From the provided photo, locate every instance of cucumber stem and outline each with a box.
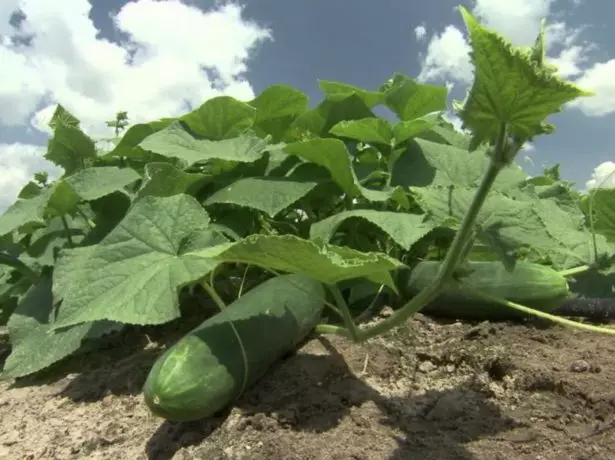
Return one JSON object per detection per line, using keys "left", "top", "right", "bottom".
{"left": 60, "top": 215, "right": 75, "bottom": 247}
{"left": 558, "top": 265, "right": 590, "bottom": 277}
{"left": 357, "top": 131, "right": 508, "bottom": 341}
{"left": 317, "top": 123, "right": 510, "bottom": 342}
{"left": 327, "top": 284, "right": 362, "bottom": 341}
{"left": 458, "top": 282, "right": 615, "bottom": 335}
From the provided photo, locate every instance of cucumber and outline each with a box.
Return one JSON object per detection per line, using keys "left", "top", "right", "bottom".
{"left": 143, "top": 274, "right": 325, "bottom": 422}
{"left": 399, "top": 260, "right": 570, "bottom": 320}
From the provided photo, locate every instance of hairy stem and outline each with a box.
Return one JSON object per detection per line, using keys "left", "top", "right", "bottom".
{"left": 321, "top": 124, "right": 509, "bottom": 342}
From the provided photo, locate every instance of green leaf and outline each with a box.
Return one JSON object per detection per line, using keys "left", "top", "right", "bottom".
{"left": 193, "top": 233, "right": 403, "bottom": 289}
{"left": 53, "top": 246, "right": 97, "bottom": 300}
{"left": 137, "top": 163, "right": 208, "bottom": 198}
{"left": 319, "top": 80, "right": 384, "bottom": 107}
{"left": 2, "top": 276, "right": 121, "bottom": 378}
{"left": 105, "top": 119, "right": 175, "bottom": 158}
{"left": 456, "top": 6, "right": 593, "bottom": 146}
{"left": 413, "top": 185, "right": 615, "bottom": 269}
{"left": 391, "top": 138, "right": 527, "bottom": 190}
{"left": 204, "top": 177, "right": 319, "bottom": 217}
{"left": 412, "top": 186, "right": 547, "bottom": 262}
{"left": 45, "top": 112, "right": 97, "bottom": 174}
{"left": 417, "top": 121, "right": 471, "bottom": 150}
{"left": 285, "top": 138, "right": 410, "bottom": 207}
{"left": 250, "top": 85, "right": 309, "bottom": 141}
{"left": 310, "top": 210, "right": 434, "bottom": 250}
{"left": 286, "top": 94, "right": 376, "bottom": 141}
{"left": 251, "top": 85, "right": 309, "bottom": 119}
{"left": 50, "top": 195, "right": 227, "bottom": 329}
{"left": 582, "top": 188, "right": 615, "bottom": 243}
{"left": 393, "top": 119, "right": 435, "bottom": 144}
{"left": 63, "top": 166, "right": 141, "bottom": 201}
{"left": 285, "top": 138, "right": 357, "bottom": 196}
{"left": 380, "top": 73, "right": 448, "bottom": 121}
{"left": 44, "top": 181, "right": 81, "bottom": 217}
{"left": 329, "top": 118, "right": 393, "bottom": 145}
{"left": 181, "top": 96, "right": 256, "bottom": 140}
{"left": 139, "top": 122, "right": 269, "bottom": 167}
{"left": 0, "top": 193, "right": 49, "bottom": 237}
{"left": 530, "top": 197, "right": 615, "bottom": 269}
{"left": 18, "top": 182, "right": 43, "bottom": 199}
{"left": 26, "top": 215, "right": 88, "bottom": 266}
{"left": 48, "top": 104, "right": 80, "bottom": 130}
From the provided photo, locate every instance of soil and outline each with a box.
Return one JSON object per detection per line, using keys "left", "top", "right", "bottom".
{"left": 1, "top": 311, "right": 614, "bottom": 460}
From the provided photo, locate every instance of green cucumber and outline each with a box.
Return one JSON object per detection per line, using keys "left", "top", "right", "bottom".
{"left": 400, "top": 260, "right": 570, "bottom": 320}
{"left": 143, "top": 274, "right": 325, "bottom": 422}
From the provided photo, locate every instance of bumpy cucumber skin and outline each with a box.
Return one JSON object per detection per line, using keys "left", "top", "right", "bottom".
{"left": 400, "top": 261, "right": 570, "bottom": 320}
{"left": 143, "top": 274, "right": 325, "bottom": 422}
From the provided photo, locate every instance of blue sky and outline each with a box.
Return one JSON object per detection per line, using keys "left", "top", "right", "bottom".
{"left": 1, "top": 0, "right": 614, "bottom": 211}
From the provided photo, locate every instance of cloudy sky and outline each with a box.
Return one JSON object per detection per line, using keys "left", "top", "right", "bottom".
{"left": 1, "top": 0, "right": 614, "bottom": 212}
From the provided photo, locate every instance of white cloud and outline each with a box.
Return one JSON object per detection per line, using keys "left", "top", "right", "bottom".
{"left": 568, "top": 59, "right": 615, "bottom": 117}
{"left": 0, "top": 0, "right": 272, "bottom": 212}
{"left": 586, "top": 161, "right": 615, "bottom": 189}
{"left": 472, "top": 0, "right": 554, "bottom": 45}
{"left": 417, "top": 25, "right": 473, "bottom": 83}
{"left": 414, "top": 24, "right": 427, "bottom": 42}
{"left": 0, "top": 143, "right": 63, "bottom": 210}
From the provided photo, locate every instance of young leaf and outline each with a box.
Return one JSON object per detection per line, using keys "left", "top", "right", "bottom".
{"left": 456, "top": 6, "right": 593, "bottom": 147}
{"left": 45, "top": 120, "right": 97, "bottom": 174}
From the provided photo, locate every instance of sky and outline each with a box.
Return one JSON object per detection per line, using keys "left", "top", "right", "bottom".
{"left": 1, "top": 0, "right": 615, "bottom": 212}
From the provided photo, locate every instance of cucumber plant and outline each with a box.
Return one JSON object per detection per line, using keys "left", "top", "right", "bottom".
{"left": 0, "top": 5, "right": 614, "bottom": 388}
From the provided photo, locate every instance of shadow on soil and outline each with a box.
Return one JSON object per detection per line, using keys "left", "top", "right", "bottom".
{"left": 4, "top": 324, "right": 521, "bottom": 460}
{"left": 144, "top": 336, "right": 520, "bottom": 460}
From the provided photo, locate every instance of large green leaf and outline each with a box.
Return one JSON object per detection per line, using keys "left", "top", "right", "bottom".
{"left": 139, "top": 122, "right": 269, "bottom": 167}
{"left": 204, "top": 177, "right": 319, "bottom": 217}
{"left": 50, "top": 195, "right": 226, "bottom": 329}
{"left": 192, "top": 233, "right": 404, "bottom": 289}
{"left": 2, "top": 276, "right": 121, "bottom": 378}
{"left": 310, "top": 210, "right": 434, "bottom": 250}
{"left": 181, "top": 96, "right": 256, "bottom": 140}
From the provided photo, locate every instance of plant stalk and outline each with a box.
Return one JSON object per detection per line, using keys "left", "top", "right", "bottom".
{"left": 327, "top": 124, "right": 510, "bottom": 342}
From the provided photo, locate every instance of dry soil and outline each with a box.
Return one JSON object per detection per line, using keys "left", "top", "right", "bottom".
{"left": 1, "top": 310, "right": 614, "bottom": 460}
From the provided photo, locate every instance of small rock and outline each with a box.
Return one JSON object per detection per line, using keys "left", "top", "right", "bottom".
{"left": 418, "top": 361, "right": 437, "bottom": 373}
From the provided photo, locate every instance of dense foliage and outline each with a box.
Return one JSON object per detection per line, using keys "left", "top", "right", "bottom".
{"left": 1, "top": 7, "right": 614, "bottom": 379}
